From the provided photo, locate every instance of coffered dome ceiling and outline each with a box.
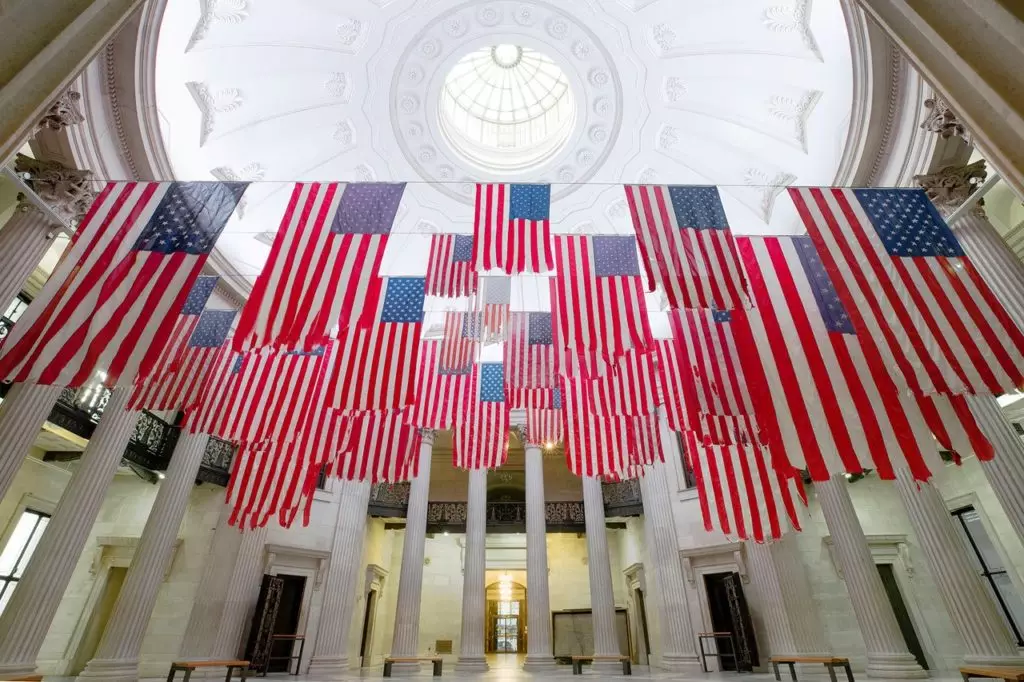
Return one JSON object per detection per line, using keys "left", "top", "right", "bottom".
{"left": 142, "top": 0, "right": 859, "bottom": 286}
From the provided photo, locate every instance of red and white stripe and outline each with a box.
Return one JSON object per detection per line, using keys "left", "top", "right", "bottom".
{"left": 336, "top": 409, "right": 420, "bottom": 482}
{"left": 561, "top": 376, "right": 633, "bottom": 478}
{"left": 182, "top": 346, "right": 242, "bottom": 434}
{"left": 128, "top": 313, "right": 201, "bottom": 410}
{"left": 233, "top": 182, "right": 389, "bottom": 350}
{"left": 624, "top": 184, "right": 749, "bottom": 311}
{"left": 586, "top": 350, "right": 658, "bottom": 417}
{"left": 653, "top": 338, "right": 691, "bottom": 433}
{"left": 526, "top": 408, "right": 562, "bottom": 446}
{"left": 425, "top": 234, "right": 477, "bottom": 297}
{"left": 452, "top": 366, "right": 510, "bottom": 470}
{"left": 631, "top": 415, "right": 665, "bottom": 467}
{"left": 0, "top": 183, "right": 213, "bottom": 387}
{"left": 409, "top": 340, "right": 470, "bottom": 429}
{"left": 506, "top": 387, "right": 558, "bottom": 409}
{"left": 504, "top": 312, "right": 557, "bottom": 388}
{"left": 473, "top": 183, "right": 554, "bottom": 274}
{"left": 440, "top": 310, "right": 475, "bottom": 371}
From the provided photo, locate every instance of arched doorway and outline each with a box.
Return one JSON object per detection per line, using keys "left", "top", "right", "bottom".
{"left": 485, "top": 576, "right": 526, "bottom": 654}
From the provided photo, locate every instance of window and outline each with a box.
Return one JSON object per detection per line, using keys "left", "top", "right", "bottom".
{"left": 0, "top": 509, "right": 50, "bottom": 614}
{"left": 951, "top": 505, "right": 1024, "bottom": 645}
{"left": 676, "top": 433, "right": 697, "bottom": 489}
{"left": 315, "top": 463, "right": 328, "bottom": 491}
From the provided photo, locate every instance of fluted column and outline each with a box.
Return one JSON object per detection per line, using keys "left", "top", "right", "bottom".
{"left": 0, "top": 207, "right": 57, "bottom": 310}
{"left": 388, "top": 430, "right": 435, "bottom": 676}
{"left": 522, "top": 440, "right": 556, "bottom": 671}
{"left": 211, "top": 525, "right": 269, "bottom": 661}
{"left": 0, "top": 388, "right": 139, "bottom": 677}
{"left": 582, "top": 476, "right": 621, "bottom": 673}
{"left": 893, "top": 468, "right": 1023, "bottom": 665}
{"left": 307, "top": 479, "right": 373, "bottom": 677}
{"left": 816, "top": 476, "right": 926, "bottom": 679}
{"left": 76, "top": 432, "right": 209, "bottom": 681}
{"left": 967, "top": 395, "right": 1024, "bottom": 546}
{"left": 456, "top": 468, "right": 488, "bottom": 672}
{"left": 0, "top": 382, "right": 63, "bottom": 501}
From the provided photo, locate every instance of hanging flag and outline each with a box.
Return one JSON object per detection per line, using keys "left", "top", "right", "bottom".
{"left": 624, "top": 185, "right": 749, "bottom": 311}
{"left": 653, "top": 338, "right": 690, "bottom": 433}
{"left": 631, "top": 414, "right": 666, "bottom": 467}
{"left": 336, "top": 409, "right": 420, "bottom": 482}
{"left": 505, "top": 311, "right": 557, "bottom": 388}
{"left": 425, "top": 234, "right": 477, "bottom": 297}
{"left": 791, "top": 187, "right": 1024, "bottom": 396}
{"left": 561, "top": 375, "right": 634, "bottom": 478}
{"left": 453, "top": 362, "right": 509, "bottom": 469}
{"left": 0, "top": 181, "right": 245, "bottom": 386}
{"left": 440, "top": 310, "right": 476, "bottom": 372}
{"left": 328, "top": 276, "right": 424, "bottom": 410}
{"left": 409, "top": 339, "right": 471, "bottom": 429}
{"left": 552, "top": 235, "right": 652, "bottom": 376}
{"left": 182, "top": 349, "right": 244, "bottom": 435}
{"left": 474, "top": 276, "right": 512, "bottom": 339}
{"left": 526, "top": 388, "right": 563, "bottom": 446}
{"left": 586, "top": 349, "right": 658, "bottom": 417}
{"left": 233, "top": 182, "right": 404, "bottom": 351}
{"left": 473, "top": 183, "right": 554, "bottom": 274}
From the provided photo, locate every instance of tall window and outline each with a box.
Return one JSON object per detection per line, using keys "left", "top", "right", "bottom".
{"left": 0, "top": 509, "right": 50, "bottom": 614}
{"left": 951, "top": 505, "right": 1024, "bottom": 645}
{"left": 676, "top": 433, "right": 697, "bottom": 489}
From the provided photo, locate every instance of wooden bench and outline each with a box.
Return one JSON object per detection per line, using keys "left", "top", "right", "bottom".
{"left": 571, "top": 655, "right": 632, "bottom": 675}
{"left": 961, "top": 666, "right": 1024, "bottom": 682}
{"left": 772, "top": 656, "right": 853, "bottom": 682}
{"left": 0, "top": 676, "right": 43, "bottom": 681}
{"left": 167, "top": 659, "right": 250, "bottom": 681}
{"left": 383, "top": 656, "right": 442, "bottom": 677}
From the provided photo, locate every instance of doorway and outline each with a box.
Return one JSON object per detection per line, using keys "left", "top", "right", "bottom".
{"left": 485, "top": 578, "right": 526, "bottom": 654}
{"left": 876, "top": 563, "right": 928, "bottom": 669}
{"left": 703, "top": 571, "right": 758, "bottom": 671}
{"left": 69, "top": 566, "right": 127, "bottom": 675}
{"left": 359, "top": 588, "right": 379, "bottom": 666}
{"left": 268, "top": 574, "right": 306, "bottom": 673}
{"left": 633, "top": 588, "right": 651, "bottom": 664}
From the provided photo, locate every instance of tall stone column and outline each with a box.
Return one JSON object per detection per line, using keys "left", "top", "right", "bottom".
{"left": 0, "top": 388, "right": 140, "bottom": 677}
{"left": 893, "top": 468, "right": 1023, "bottom": 665}
{"left": 968, "top": 396, "right": 1024, "bottom": 546}
{"left": 0, "top": 382, "right": 63, "bottom": 501}
{"left": 637, "top": 416, "right": 701, "bottom": 670}
{"left": 455, "top": 468, "right": 488, "bottom": 672}
{"left": 522, "top": 438, "right": 556, "bottom": 671}
{"left": 307, "top": 479, "right": 373, "bottom": 677}
{"left": 388, "top": 430, "right": 435, "bottom": 676}
{"left": 76, "top": 432, "right": 210, "bottom": 681}
{"left": 210, "top": 525, "right": 269, "bottom": 662}
{"left": 816, "top": 476, "right": 926, "bottom": 679}
{"left": 582, "top": 476, "right": 622, "bottom": 673}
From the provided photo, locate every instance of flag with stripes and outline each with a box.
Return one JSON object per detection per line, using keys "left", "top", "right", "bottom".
{"left": 561, "top": 375, "right": 635, "bottom": 478}
{"left": 328, "top": 276, "right": 424, "bottom": 410}
{"left": 624, "top": 185, "right": 749, "bottom": 311}
{"left": 473, "top": 183, "right": 554, "bottom": 274}
{"left": 182, "top": 350, "right": 243, "bottom": 435}
{"left": 336, "top": 409, "right": 420, "bottom": 482}
{"left": 426, "top": 234, "right": 477, "bottom": 297}
{"left": 453, "top": 362, "right": 510, "bottom": 469}
{"left": 736, "top": 235, "right": 944, "bottom": 482}
{"left": 526, "top": 388, "right": 563, "bottom": 446}
{"left": 552, "top": 235, "right": 652, "bottom": 376}
{"left": 505, "top": 311, "right": 557, "bottom": 388}
{"left": 586, "top": 350, "right": 658, "bottom": 417}
{"left": 473, "top": 276, "right": 511, "bottom": 339}
{"left": 409, "top": 339, "right": 471, "bottom": 429}
{"left": 440, "top": 310, "right": 476, "bottom": 372}
{"left": 0, "top": 182, "right": 245, "bottom": 386}
{"left": 234, "top": 182, "right": 404, "bottom": 351}
{"left": 653, "top": 338, "right": 690, "bottom": 433}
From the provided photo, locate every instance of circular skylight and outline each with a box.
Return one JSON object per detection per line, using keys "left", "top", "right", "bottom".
{"left": 438, "top": 45, "right": 577, "bottom": 173}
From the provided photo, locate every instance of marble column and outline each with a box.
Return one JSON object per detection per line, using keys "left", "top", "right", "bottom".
{"left": 816, "top": 476, "right": 926, "bottom": 679}
{"left": 893, "top": 468, "right": 1023, "bottom": 665}
{"left": 968, "top": 395, "right": 1024, "bottom": 547}
{"left": 307, "top": 479, "right": 373, "bottom": 677}
{"left": 388, "top": 430, "right": 435, "bottom": 676}
{"left": 76, "top": 432, "right": 210, "bottom": 681}
{"left": 209, "top": 525, "right": 269, "bottom": 662}
{"left": 522, "top": 440, "right": 556, "bottom": 671}
{"left": 582, "top": 476, "right": 621, "bottom": 673}
{"left": 0, "top": 388, "right": 140, "bottom": 677}
{"left": 456, "top": 468, "right": 488, "bottom": 672}
{"left": 0, "top": 207, "right": 58, "bottom": 311}
{"left": 0, "top": 382, "right": 63, "bottom": 502}
{"left": 638, "top": 421, "right": 701, "bottom": 670}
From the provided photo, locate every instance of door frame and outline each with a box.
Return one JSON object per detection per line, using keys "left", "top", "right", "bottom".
{"left": 264, "top": 545, "right": 329, "bottom": 673}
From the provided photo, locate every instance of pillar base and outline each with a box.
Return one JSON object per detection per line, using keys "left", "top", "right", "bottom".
{"left": 865, "top": 653, "right": 928, "bottom": 679}
{"left": 76, "top": 657, "right": 141, "bottom": 682}
{"left": 306, "top": 655, "right": 351, "bottom": 678}
{"left": 963, "top": 654, "right": 1024, "bottom": 667}
{"left": 387, "top": 661, "right": 422, "bottom": 676}
{"left": 0, "top": 664, "right": 35, "bottom": 679}
{"left": 521, "top": 655, "right": 558, "bottom": 671}
{"left": 656, "top": 653, "right": 704, "bottom": 672}
{"left": 455, "top": 655, "right": 489, "bottom": 672}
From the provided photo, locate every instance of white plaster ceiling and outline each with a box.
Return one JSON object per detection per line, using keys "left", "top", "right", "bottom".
{"left": 153, "top": 0, "right": 854, "bottom": 290}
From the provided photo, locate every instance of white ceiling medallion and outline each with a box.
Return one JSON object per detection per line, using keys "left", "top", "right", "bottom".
{"left": 185, "top": 81, "right": 243, "bottom": 146}
{"left": 187, "top": 0, "right": 249, "bottom": 52}
{"left": 389, "top": 0, "right": 623, "bottom": 203}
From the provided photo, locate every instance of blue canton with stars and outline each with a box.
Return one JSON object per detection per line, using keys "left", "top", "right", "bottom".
{"left": 188, "top": 309, "right": 237, "bottom": 348}
{"left": 792, "top": 236, "right": 855, "bottom": 335}
{"left": 380, "top": 277, "right": 426, "bottom": 323}
{"left": 712, "top": 310, "right": 732, "bottom": 324}
{"left": 182, "top": 276, "right": 219, "bottom": 315}
{"left": 667, "top": 186, "right": 729, "bottom": 230}
{"left": 231, "top": 355, "right": 245, "bottom": 374}
{"left": 482, "top": 276, "right": 512, "bottom": 305}
{"left": 331, "top": 183, "right": 406, "bottom": 235}
{"left": 551, "top": 387, "right": 562, "bottom": 410}
{"left": 452, "top": 235, "right": 474, "bottom": 262}
{"left": 133, "top": 182, "right": 246, "bottom": 255}
{"left": 528, "top": 312, "right": 553, "bottom": 345}
{"left": 479, "top": 362, "right": 505, "bottom": 402}
{"left": 593, "top": 236, "right": 642, "bottom": 276}
{"left": 509, "top": 184, "right": 551, "bottom": 221}
{"left": 284, "top": 345, "right": 326, "bottom": 356}
{"left": 462, "top": 312, "right": 483, "bottom": 340}
{"left": 853, "top": 188, "right": 964, "bottom": 258}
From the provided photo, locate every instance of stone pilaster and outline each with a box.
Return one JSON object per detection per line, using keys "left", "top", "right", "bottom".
{"left": 522, "top": 440, "right": 556, "bottom": 671}
{"left": 816, "top": 476, "right": 926, "bottom": 679}
{"left": 966, "top": 396, "right": 1024, "bottom": 553}
{"left": 388, "top": 430, "right": 435, "bottom": 676}
{"left": 307, "top": 479, "right": 372, "bottom": 678}
{"left": 582, "top": 476, "right": 621, "bottom": 673}
{"left": 77, "top": 432, "right": 210, "bottom": 682}
{"left": 0, "top": 383, "right": 63, "bottom": 502}
{"left": 455, "top": 468, "right": 488, "bottom": 672}
{"left": 0, "top": 388, "right": 139, "bottom": 677}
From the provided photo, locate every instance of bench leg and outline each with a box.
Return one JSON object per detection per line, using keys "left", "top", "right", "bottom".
{"left": 843, "top": 663, "right": 854, "bottom": 682}
{"left": 826, "top": 664, "right": 839, "bottom": 682}
{"left": 773, "top": 662, "right": 781, "bottom": 681}
{"left": 788, "top": 662, "right": 798, "bottom": 681}
{"left": 167, "top": 665, "right": 179, "bottom": 682}
{"left": 383, "top": 661, "right": 392, "bottom": 677}
{"left": 433, "top": 660, "right": 442, "bottom": 676}
{"left": 961, "top": 674, "right": 970, "bottom": 682}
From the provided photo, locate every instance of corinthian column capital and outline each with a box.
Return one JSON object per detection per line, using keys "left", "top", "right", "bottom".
{"left": 13, "top": 153, "right": 95, "bottom": 224}
{"left": 920, "top": 96, "right": 971, "bottom": 143}
{"left": 915, "top": 160, "right": 987, "bottom": 219}
{"left": 34, "top": 91, "right": 85, "bottom": 136}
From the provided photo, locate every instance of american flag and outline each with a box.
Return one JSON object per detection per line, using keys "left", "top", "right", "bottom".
{"left": 182, "top": 350, "right": 243, "bottom": 435}
{"left": 473, "top": 183, "right": 554, "bottom": 274}
{"left": 552, "top": 235, "right": 652, "bottom": 377}
{"left": 791, "top": 187, "right": 1024, "bottom": 396}
{"left": 561, "top": 376, "right": 635, "bottom": 478}
{"left": 233, "top": 182, "right": 404, "bottom": 350}
{"left": 453, "top": 362, "right": 509, "bottom": 469}
{"left": 336, "top": 409, "right": 420, "bottom": 482}
{"left": 440, "top": 310, "right": 476, "bottom": 372}
{"left": 473, "top": 276, "right": 511, "bottom": 338}
{"left": 425, "top": 234, "right": 477, "bottom": 297}
{"left": 586, "top": 350, "right": 658, "bottom": 417}
{"left": 653, "top": 338, "right": 690, "bottom": 433}
{"left": 526, "top": 388, "right": 563, "bottom": 446}
{"left": 328, "top": 277, "right": 424, "bottom": 410}
{"left": 624, "top": 185, "right": 749, "bottom": 311}
{"left": 0, "top": 182, "right": 245, "bottom": 386}
{"left": 683, "top": 432, "right": 803, "bottom": 543}
{"left": 736, "top": 235, "right": 943, "bottom": 482}
{"left": 505, "top": 311, "right": 557, "bottom": 388}
{"left": 409, "top": 339, "right": 471, "bottom": 429}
